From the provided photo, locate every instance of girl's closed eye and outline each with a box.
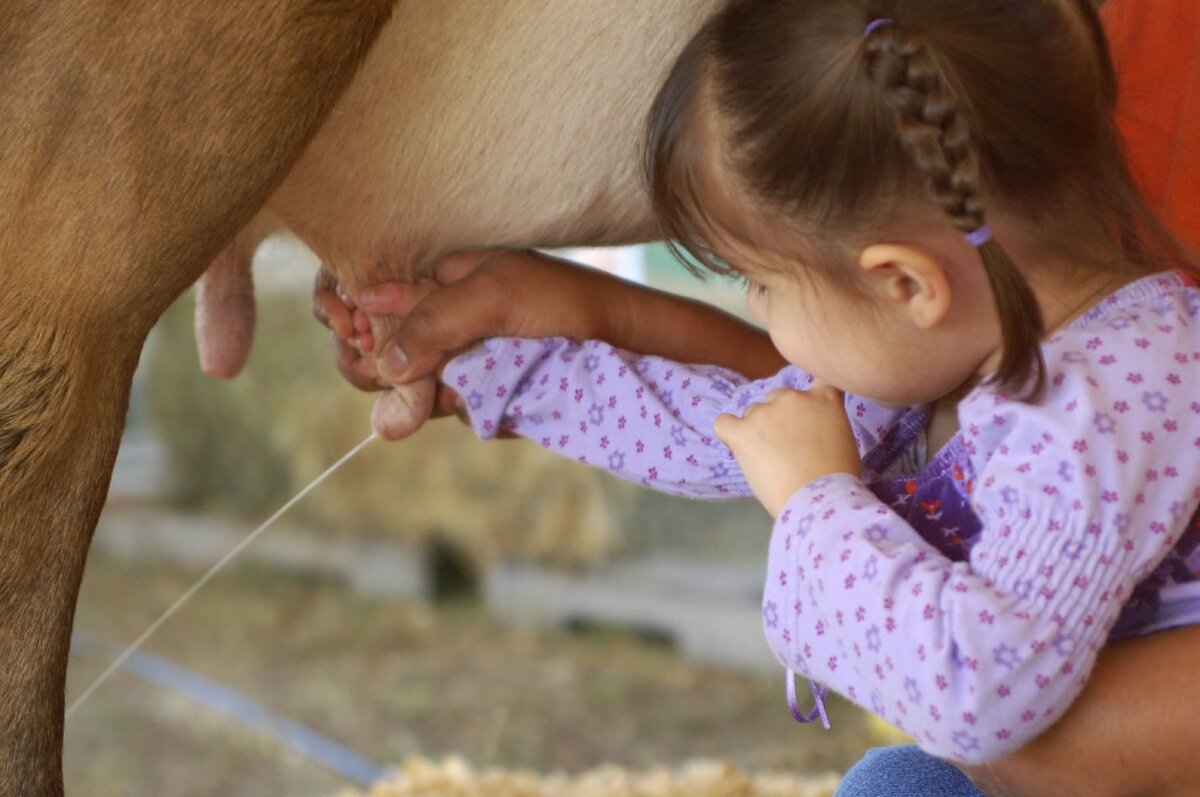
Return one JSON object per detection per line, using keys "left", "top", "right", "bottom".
{"left": 734, "top": 274, "right": 768, "bottom": 296}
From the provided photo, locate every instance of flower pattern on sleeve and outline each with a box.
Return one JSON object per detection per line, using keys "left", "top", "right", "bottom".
{"left": 443, "top": 337, "right": 902, "bottom": 498}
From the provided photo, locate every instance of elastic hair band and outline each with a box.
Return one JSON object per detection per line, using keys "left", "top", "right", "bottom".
{"left": 864, "top": 18, "right": 894, "bottom": 37}
{"left": 964, "top": 224, "right": 993, "bottom": 247}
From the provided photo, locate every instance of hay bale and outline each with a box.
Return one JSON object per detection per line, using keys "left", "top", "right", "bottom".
{"left": 335, "top": 757, "right": 841, "bottom": 797}
{"left": 147, "top": 292, "right": 637, "bottom": 569}
{"left": 864, "top": 714, "right": 913, "bottom": 748}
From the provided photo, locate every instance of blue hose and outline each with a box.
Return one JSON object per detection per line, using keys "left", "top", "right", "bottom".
{"left": 71, "top": 632, "right": 388, "bottom": 786}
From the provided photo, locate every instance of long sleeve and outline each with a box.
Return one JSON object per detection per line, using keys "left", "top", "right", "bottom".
{"left": 443, "top": 336, "right": 905, "bottom": 499}
{"left": 443, "top": 337, "right": 803, "bottom": 498}
{"left": 761, "top": 275, "right": 1200, "bottom": 763}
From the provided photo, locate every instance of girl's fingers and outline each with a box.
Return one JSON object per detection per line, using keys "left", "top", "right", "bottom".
{"left": 712, "top": 412, "right": 740, "bottom": 443}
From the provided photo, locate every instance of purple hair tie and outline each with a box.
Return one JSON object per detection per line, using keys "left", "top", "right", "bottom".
{"left": 864, "top": 18, "right": 894, "bottom": 37}
{"left": 965, "top": 224, "right": 993, "bottom": 247}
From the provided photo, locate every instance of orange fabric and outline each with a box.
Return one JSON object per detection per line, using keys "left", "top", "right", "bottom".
{"left": 1102, "top": 0, "right": 1200, "bottom": 251}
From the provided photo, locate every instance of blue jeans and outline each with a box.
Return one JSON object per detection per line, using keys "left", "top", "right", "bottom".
{"left": 836, "top": 746, "right": 984, "bottom": 797}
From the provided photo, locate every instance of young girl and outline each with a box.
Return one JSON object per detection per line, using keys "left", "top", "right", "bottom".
{"left": 329, "top": 0, "right": 1199, "bottom": 790}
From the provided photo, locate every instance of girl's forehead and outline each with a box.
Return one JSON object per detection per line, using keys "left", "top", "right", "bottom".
{"left": 667, "top": 74, "right": 849, "bottom": 279}
{"left": 687, "top": 87, "right": 835, "bottom": 262}
{"left": 688, "top": 166, "right": 818, "bottom": 274}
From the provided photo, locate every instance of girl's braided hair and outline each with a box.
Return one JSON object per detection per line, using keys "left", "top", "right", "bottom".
{"left": 862, "top": 19, "right": 1044, "bottom": 395}
{"left": 646, "top": 0, "right": 1191, "bottom": 400}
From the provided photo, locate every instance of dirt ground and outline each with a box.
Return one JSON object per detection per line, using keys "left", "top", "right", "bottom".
{"left": 65, "top": 540, "right": 872, "bottom": 796}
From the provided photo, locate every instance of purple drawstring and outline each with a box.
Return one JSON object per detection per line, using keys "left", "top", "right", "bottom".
{"left": 786, "top": 668, "right": 831, "bottom": 730}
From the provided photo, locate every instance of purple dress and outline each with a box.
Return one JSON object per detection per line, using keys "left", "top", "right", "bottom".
{"left": 443, "top": 270, "right": 1200, "bottom": 763}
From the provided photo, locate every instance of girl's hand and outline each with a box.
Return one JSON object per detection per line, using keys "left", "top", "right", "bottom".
{"left": 712, "top": 382, "right": 861, "bottom": 517}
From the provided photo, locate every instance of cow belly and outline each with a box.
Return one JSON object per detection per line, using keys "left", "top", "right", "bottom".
{"left": 193, "top": 0, "right": 719, "bottom": 388}
{"left": 263, "top": 0, "right": 718, "bottom": 290}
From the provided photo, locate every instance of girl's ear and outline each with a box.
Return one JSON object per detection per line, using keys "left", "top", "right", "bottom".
{"left": 858, "top": 244, "right": 951, "bottom": 330}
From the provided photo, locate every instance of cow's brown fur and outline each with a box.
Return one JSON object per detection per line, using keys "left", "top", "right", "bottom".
{"left": 0, "top": 2, "right": 394, "bottom": 792}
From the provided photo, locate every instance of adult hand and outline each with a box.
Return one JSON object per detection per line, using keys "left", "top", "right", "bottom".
{"left": 712, "top": 382, "right": 860, "bottom": 517}
{"left": 312, "top": 265, "right": 424, "bottom": 391}
{"left": 312, "top": 267, "right": 443, "bottom": 439}
{"left": 357, "top": 249, "right": 615, "bottom": 387}
{"left": 314, "top": 247, "right": 786, "bottom": 440}
{"left": 312, "top": 249, "right": 615, "bottom": 439}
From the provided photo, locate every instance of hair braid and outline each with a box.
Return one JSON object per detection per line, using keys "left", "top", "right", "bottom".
{"left": 864, "top": 23, "right": 1046, "bottom": 399}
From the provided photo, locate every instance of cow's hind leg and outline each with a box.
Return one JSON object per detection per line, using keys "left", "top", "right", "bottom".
{"left": 0, "top": 2, "right": 394, "bottom": 793}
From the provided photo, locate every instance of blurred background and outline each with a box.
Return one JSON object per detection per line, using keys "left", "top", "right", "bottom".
{"left": 66, "top": 238, "right": 875, "bottom": 796}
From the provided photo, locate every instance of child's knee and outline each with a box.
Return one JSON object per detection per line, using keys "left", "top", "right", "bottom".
{"left": 836, "top": 745, "right": 981, "bottom": 797}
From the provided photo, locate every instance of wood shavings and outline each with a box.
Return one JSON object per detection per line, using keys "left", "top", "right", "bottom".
{"left": 335, "top": 757, "right": 840, "bottom": 797}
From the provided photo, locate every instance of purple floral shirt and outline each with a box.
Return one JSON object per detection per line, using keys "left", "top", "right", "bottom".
{"left": 443, "top": 271, "right": 1200, "bottom": 763}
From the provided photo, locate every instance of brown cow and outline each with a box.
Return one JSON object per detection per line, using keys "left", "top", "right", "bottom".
{"left": 3, "top": 1, "right": 1199, "bottom": 795}
{"left": 1, "top": 2, "right": 717, "bottom": 793}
